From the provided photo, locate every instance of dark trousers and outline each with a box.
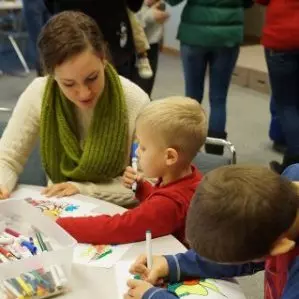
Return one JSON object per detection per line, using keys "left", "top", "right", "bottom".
{"left": 180, "top": 43, "right": 239, "bottom": 134}
{"left": 133, "top": 43, "right": 159, "bottom": 97}
{"left": 265, "top": 48, "right": 299, "bottom": 156}
{"left": 22, "top": 0, "right": 51, "bottom": 75}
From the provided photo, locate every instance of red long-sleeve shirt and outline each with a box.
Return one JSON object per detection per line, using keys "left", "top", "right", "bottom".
{"left": 256, "top": 0, "right": 299, "bottom": 50}
{"left": 56, "top": 166, "right": 202, "bottom": 245}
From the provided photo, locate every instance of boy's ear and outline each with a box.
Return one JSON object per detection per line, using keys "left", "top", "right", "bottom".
{"left": 165, "top": 148, "right": 178, "bottom": 166}
{"left": 269, "top": 237, "right": 296, "bottom": 257}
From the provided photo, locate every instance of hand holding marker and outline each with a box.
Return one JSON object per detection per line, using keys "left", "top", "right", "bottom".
{"left": 131, "top": 142, "right": 139, "bottom": 192}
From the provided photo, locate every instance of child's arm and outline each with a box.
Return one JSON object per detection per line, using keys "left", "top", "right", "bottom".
{"left": 56, "top": 193, "right": 185, "bottom": 244}
{"left": 165, "top": 249, "right": 265, "bottom": 282}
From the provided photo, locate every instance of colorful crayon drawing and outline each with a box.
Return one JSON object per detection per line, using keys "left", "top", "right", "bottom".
{"left": 80, "top": 244, "right": 113, "bottom": 262}
{"left": 25, "top": 198, "right": 79, "bottom": 218}
{"left": 168, "top": 280, "right": 226, "bottom": 297}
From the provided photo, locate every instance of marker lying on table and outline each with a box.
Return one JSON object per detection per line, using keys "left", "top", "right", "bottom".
{"left": 0, "top": 246, "right": 17, "bottom": 261}
{"left": 4, "top": 228, "right": 31, "bottom": 243}
{"left": 33, "top": 228, "right": 67, "bottom": 289}
{"left": 146, "top": 230, "right": 152, "bottom": 270}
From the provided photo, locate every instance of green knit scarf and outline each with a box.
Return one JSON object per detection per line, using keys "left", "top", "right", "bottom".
{"left": 40, "top": 63, "right": 128, "bottom": 183}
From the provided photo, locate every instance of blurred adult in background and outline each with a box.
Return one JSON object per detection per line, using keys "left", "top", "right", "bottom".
{"left": 165, "top": 0, "right": 253, "bottom": 155}
{"left": 257, "top": 0, "right": 299, "bottom": 174}
{"left": 134, "top": 0, "right": 169, "bottom": 96}
{"left": 269, "top": 95, "right": 286, "bottom": 153}
{"left": 44, "top": 0, "right": 143, "bottom": 81}
{"left": 22, "top": 0, "right": 50, "bottom": 75}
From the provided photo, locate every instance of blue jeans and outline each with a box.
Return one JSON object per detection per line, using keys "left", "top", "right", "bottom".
{"left": 265, "top": 48, "right": 299, "bottom": 156}
{"left": 22, "top": 0, "right": 50, "bottom": 72}
{"left": 269, "top": 95, "right": 285, "bottom": 144}
{"left": 180, "top": 44, "right": 240, "bottom": 134}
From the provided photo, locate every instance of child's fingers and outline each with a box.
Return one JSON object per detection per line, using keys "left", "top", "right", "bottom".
{"left": 125, "top": 166, "right": 137, "bottom": 175}
{"left": 123, "top": 177, "right": 135, "bottom": 186}
{"left": 124, "top": 172, "right": 137, "bottom": 181}
{"left": 130, "top": 264, "right": 148, "bottom": 276}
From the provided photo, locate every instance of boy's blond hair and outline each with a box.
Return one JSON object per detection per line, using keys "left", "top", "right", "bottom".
{"left": 136, "top": 97, "right": 207, "bottom": 162}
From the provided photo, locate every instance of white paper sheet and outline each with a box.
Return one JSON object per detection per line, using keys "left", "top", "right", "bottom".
{"left": 114, "top": 261, "right": 246, "bottom": 299}
{"left": 73, "top": 243, "right": 132, "bottom": 268}
{"left": 11, "top": 188, "right": 97, "bottom": 217}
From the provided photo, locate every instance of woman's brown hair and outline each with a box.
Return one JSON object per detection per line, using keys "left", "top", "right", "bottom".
{"left": 38, "top": 11, "right": 108, "bottom": 74}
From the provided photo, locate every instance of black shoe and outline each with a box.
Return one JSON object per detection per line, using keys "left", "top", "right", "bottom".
{"left": 270, "top": 161, "right": 285, "bottom": 174}
{"left": 272, "top": 142, "right": 286, "bottom": 154}
{"left": 205, "top": 131, "right": 227, "bottom": 156}
{"left": 270, "top": 154, "right": 299, "bottom": 174}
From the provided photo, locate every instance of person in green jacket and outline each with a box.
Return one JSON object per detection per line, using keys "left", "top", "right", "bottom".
{"left": 165, "top": 0, "right": 253, "bottom": 155}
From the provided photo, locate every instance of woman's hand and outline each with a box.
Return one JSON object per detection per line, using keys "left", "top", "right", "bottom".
{"left": 42, "top": 183, "right": 79, "bottom": 198}
{"left": 0, "top": 186, "right": 9, "bottom": 200}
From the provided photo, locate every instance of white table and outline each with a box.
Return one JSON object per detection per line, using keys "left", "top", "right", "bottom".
{"left": 15, "top": 185, "right": 187, "bottom": 299}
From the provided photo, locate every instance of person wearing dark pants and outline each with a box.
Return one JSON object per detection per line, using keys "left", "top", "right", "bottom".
{"left": 165, "top": 0, "right": 253, "bottom": 155}
{"left": 180, "top": 45, "right": 240, "bottom": 151}
{"left": 269, "top": 95, "right": 286, "bottom": 153}
{"left": 22, "top": 0, "right": 51, "bottom": 76}
{"left": 134, "top": 43, "right": 159, "bottom": 96}
{"left": 133, "top": 0, "right": 169, "bottom": 96}
{"left": 256, "top": 0, "right": 299, "bottom": 173}
{"left": 266, "top": 49, "right": 299, "bottom": 173}
{"left": 44, "top": 0, "right": 143, "bottom": 80}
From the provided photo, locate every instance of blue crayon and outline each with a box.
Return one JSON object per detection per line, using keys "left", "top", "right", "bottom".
{"left": 21, "top": 241, "right": 37, "bottom": 255}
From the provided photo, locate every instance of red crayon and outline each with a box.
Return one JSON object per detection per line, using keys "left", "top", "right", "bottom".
{"left": 5, "top": 228, "right": 21, "bottom": 238}
{"left": 0, "top": 246, "right": 15, "bottom": 260}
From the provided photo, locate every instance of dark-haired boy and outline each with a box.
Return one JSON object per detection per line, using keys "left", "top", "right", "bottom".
{"left": 126, "top": 164, "right": 299, "bottom": 299}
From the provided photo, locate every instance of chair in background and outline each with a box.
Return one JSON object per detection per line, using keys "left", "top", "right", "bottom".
{"left": 0, "top": 3, "right": 30, "bottom": 74}
{"left": 193, "top": 137, "right": 236, "bottom": 174}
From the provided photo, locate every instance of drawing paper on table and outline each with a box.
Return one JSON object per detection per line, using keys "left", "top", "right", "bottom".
{"left": 11, "top": 188, "right": 97, "bottom": 217}
{"left": 115, "top": 261, "right": 246, "bottom": 299}
{"left": 73, "top": 243, "right": 132, "bottom": 268}
{"left": 115, "top": 261, "right": 133, "bottom": 299}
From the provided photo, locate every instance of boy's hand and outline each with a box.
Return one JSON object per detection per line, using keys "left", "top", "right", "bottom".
{"left": 42, "top": 183, "right": 79, "bottom": 198}
{"left": 122, "top": 166, "right": 143, "bottom": 189}
{"left": 130, "top": 254, "right": 169, "bottom": 285}
{"left": 124, "top": 279, "right": 153, "bottom": 299}
{"left": 0, "top": 186, "right": 9, "bottom": 200}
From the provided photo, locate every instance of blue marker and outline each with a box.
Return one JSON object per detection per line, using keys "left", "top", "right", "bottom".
{"left": 21, "top": 241, "right": 37, "bottom": 255}
{"left": 131, "top": 142, "right": 138, "bottom": 192}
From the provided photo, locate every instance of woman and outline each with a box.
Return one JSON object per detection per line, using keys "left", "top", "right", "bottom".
{"left": 257, "top": 0, "right": 299, "bottom": 173}
{"left": 0, "top": 11, "right": 150, "bottom": 205}
{"left": 165, "top": 0, "right": 253, "bottom": 155}
{"left": 44, "top": 0, "right": 143, "bottom": 81}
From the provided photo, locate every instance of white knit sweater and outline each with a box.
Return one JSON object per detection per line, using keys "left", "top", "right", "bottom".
{"left": 0, "top": 76, "right": 150, "bottom": 206}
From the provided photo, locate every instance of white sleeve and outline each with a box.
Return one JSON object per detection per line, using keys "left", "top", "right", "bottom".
{"left": 0, "top": 77, "right": 45, "bottom": 192}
